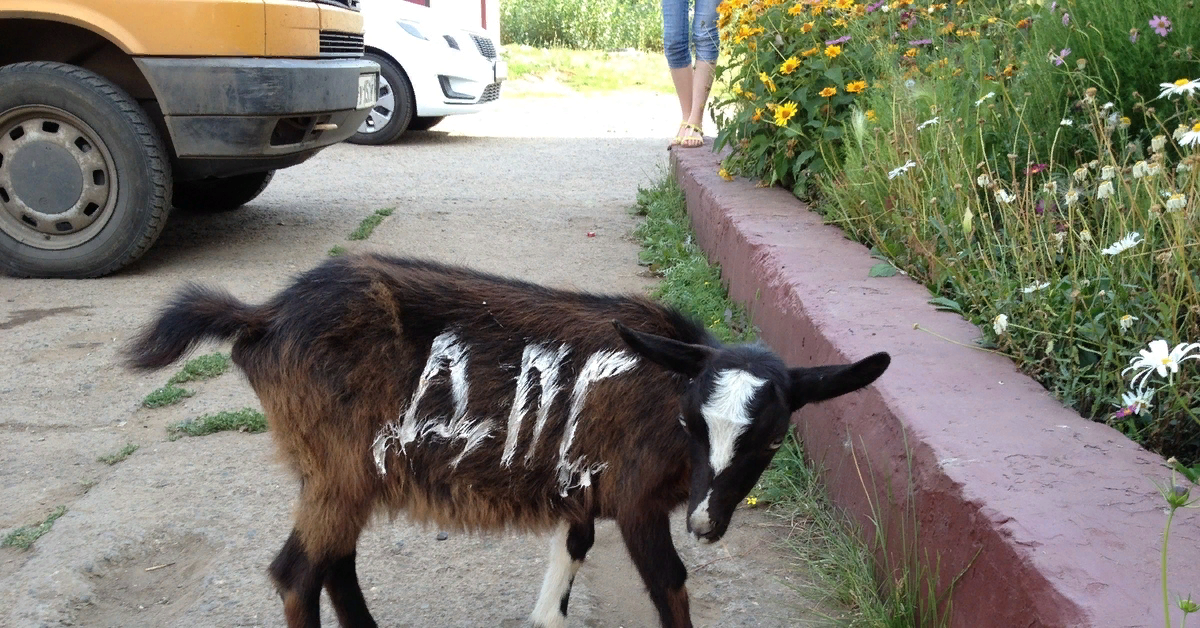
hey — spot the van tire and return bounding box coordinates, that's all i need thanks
[0,61,171,278]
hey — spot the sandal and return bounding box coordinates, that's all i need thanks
[671,120,690,145]
[678,122,704,148]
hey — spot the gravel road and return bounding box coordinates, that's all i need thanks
[0,91,823,627]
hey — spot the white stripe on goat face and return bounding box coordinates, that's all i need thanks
[701,369,767,475]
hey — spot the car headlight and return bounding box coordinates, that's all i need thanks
[397,19,427,40]
[398,19,460,49]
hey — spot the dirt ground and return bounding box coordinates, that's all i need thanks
[0,92,825,627]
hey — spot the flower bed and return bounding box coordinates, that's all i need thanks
[712,0,1200,471]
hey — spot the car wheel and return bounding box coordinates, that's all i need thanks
[408,116,445,131]
[348,53,414,145]
[173,171,274,212]
[0,62,171,278]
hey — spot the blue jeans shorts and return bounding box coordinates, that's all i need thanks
[662,0,720,70]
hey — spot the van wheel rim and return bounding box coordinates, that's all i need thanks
[357,74,396,134]
[0,106,117,250]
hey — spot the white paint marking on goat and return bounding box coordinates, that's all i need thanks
[553,349,638,495]
[371,330,495,474]
[503,343,570,467]
[531,521,582,628]
[702,369,766,475]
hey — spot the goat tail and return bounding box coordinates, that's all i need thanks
[124,283,264,371]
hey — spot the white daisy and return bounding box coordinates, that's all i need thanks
[1147,162,1162,177]
[1116,387,1154,416]
[1166,193,1187,211]
[1065,188,1080,206]
[1072,167,1088,182]
[994,189,1015,204]
[888,160,917,179]
[1060,118,1074,126]
[1079,230,1092,243]
[1051,231,1067,251]
[1119,314,1138,333]
[1158,78,1200,99]
[992,314,1008,335]
[977,173,991,187]
[916,117,940,131]
[1122,339,1200,389]
[1096,180,1115,199]
[1101,165,1116,180]
[1100,231,1143,256]
[1152,135,1167,153]
[1132,161,1149,178]
[1102,102,1115,111]
[975,92,995,106]
[1179,123,1200,147]
[1022,280,1051,294]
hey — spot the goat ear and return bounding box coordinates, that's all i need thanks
[612,320,713,378]
[787,352,890,411]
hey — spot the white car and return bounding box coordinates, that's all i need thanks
[349,0,506,144]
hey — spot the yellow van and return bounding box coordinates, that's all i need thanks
[0,0,379,277]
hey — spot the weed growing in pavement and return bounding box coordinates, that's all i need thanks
[168,408,267,440]
[98,443,139,466]
[141,384,193,408]
[2,506,67,550]
[168,353,231,384]
[349,207,395,241]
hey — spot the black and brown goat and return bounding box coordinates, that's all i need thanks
[125,253,890,628]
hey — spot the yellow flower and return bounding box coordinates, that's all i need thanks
[824,45,843,58]
[774,101,798,125]
[717,0,734,15]
[801,20,814,32]
[866,109,877,121]
[746,496,759,506]
[719,168,733,181]
[835,0,854,8]
[931,2,946,9]
[904,47,917,57]
[759,71,777,92]
[780,56,801,74]
[820,86,837,97]
[788,3,806,15]
[732,85,744,97]
[834,17,848,27]
[1002,63,1016,77]
[846,80,867,93]
[940,21,955,35]
[801,46,820,57]
[752,108,763,122]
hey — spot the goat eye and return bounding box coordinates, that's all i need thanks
[677,415,689,431]
[768,437,785,450]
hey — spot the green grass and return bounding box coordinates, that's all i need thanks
[97,443,139,466]
[632,175,754,344]
[348,207,394,241]
[168,353,231,385]
[504,46,674,96]
[142,384,193,408]
[328,245,348,257]
[168,408,267,439]
[2,506,66,550]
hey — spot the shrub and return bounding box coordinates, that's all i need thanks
[501,0,664,51]
[713,0,1200,464]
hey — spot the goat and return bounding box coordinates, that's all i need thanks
[125,253,890,628]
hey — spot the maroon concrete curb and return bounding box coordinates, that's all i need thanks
[670,146,1200,626]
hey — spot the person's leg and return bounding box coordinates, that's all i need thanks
[662,0,694,144]
[681,0,720,147]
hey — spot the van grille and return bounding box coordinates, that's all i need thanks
[470,34,497,59]
[320,31,365,57]
[316,0,361,10]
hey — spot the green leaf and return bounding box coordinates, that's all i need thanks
[928,296,964,315]
[868,263,898,278]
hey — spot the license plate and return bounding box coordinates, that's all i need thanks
[494,60,507,82]
[357,74,377,110]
